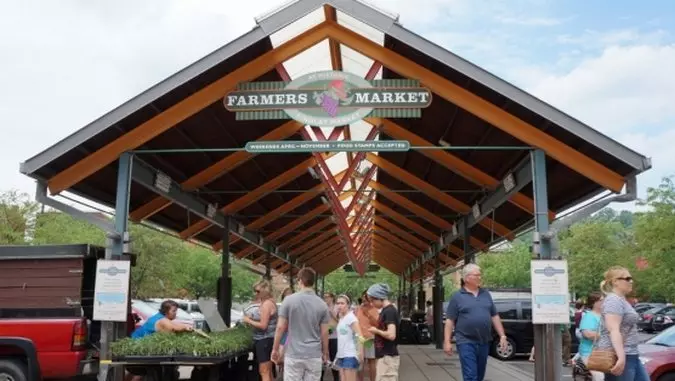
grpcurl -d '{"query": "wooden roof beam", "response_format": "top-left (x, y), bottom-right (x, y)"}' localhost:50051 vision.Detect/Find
top-left (180, 155), bottom-right (330, 240)
top-left (278, 218), bottom-right (333, 251)
top-left (219, 170), bottom-right (347, 251)
top-left (365, 153), bottom-right (512, 239)
top-left (367, 118), bottom-right (555, 221)
top-left (325, 21), bottom-right (626, 193)
top-left (48, 21), bottom-right (332, 195)
top-left (234, 191), bottom-right (353, 259)
top-left (369, 181), bottom-right (488, 250)
top-left (129, 120), bottom-right (304, 221)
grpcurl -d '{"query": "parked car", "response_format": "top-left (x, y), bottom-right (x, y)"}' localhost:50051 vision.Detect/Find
top-left (639, 325), bottom-right (675, 380)
top-left (653, 306), bottom-right (675, 333)
top-left (640, 306), bottom-right (670, 333)
top-left (490, 298), bottom-right (579, 361)
top-left (131, 300), bottom-right (202, 330)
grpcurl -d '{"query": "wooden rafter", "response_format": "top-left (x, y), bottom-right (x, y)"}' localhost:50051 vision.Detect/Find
top-left (365, 153), bottom-right (512, 239)
top-left (129, 120), bottom-right (304, 221)
top-left (221, 170), bottom-right (346, 251)
top-left (369, 181), bottom-right (488, 250)
top-left (48, 22), bottom-right (333, 195)
top-left (297, 236), bottom-right (342, 262)
top-left (234, 191), bottom-right (353, 259)
top-left (179, 155), bottom-right (331, 240)
top-left (324, 21), bottom-right (626, 193)
top-left (278, 218), bottom-right (333, 251)
top-left (374, 218), bottom-right (428, 251)
top-left (367, 118), bottom-right (556, 221)
top-left (373, 228), bottom-right (421, 257)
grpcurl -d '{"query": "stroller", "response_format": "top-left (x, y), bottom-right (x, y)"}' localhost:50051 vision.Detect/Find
top-left (572, 358), bottom-right (593, 381)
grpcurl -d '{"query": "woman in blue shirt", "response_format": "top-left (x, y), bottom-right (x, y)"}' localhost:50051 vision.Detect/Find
top-left (578, 292), bottom-right (604, 381)
top-left (127, 300), bottom-right (193, 381)
top-left (131, 300), bottom-right (193, 339)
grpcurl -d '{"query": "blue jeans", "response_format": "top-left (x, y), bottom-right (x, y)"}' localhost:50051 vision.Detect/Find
top-left (457, 342), bottom-right (491, 381)
top-left (605, 354), bottom-right (649, 381)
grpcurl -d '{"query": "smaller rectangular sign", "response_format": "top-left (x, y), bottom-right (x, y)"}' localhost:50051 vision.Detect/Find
top-left (245, 140), bottom-right (410, 153)
top-left (531, 260), bottom-right (570, 324)
top-left (93, 260), bottom-right (131, 322)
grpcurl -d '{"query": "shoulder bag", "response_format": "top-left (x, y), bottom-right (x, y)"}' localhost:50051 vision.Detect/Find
top-left (585, 315), bottom-right (617, 373)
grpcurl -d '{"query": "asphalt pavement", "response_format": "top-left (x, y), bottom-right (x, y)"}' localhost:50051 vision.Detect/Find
top-left (506, 332), bottom-right (656, 378)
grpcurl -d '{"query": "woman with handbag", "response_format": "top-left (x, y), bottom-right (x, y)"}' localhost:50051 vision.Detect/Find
top-left (591, 266), bottom-right (648, 381)
top-left (577, 292), bottom-right (604, 380)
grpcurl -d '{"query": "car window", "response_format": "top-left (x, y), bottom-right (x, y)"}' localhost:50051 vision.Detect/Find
top-left (647, 326), bottom-right (675, 347)
top-left (495, 302), bottom-right (518, 320)
top-left (522, 302), bottom-right (532, 321)
top-left (644, 307), bottom-right (665, 315)
top-left (189, 304), bottom-right (200, 313)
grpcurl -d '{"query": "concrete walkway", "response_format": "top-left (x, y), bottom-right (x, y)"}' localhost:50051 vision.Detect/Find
top-left (323, 345), bottom-right (534, 381)
top-left (396, 345), bottom-right (534, 381)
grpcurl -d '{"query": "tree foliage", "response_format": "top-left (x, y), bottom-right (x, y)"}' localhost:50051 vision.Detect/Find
top-left (472, 177), bottom-right (675, 302)
top-left (323, 268), bottom-right (399, 298)
top-left (4, 176), bottom-right (675, 304)
top-left (0, 191), bottom-right (258, 302)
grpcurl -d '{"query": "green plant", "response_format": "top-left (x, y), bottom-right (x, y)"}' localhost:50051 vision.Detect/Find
top-left (111, 326), bottom-right (253, 358)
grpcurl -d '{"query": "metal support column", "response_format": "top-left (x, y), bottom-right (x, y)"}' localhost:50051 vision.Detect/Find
top-left (397, 276), bottom-right (402, 310)
top-left (315, 274), bottom-right (320, 293)
top-left (100, 152), bottom-right (133, 381)
top-left (265, 253), bottom-right (272, 280)
top-left (402, 275), bottom-right (407, 316)
top-left (531, 149), bottom-right (561, 381)
top-left (289, 269), bottom-right (295, 292)
top-left (218, 217), bottom-right (232, 327)
top-left (418, 266), bottom-right (425, 311)
top-left (463, 215), bottom-right (473, 264)
top-left (433, 254), bottom-right (443, 349)
top-left (408, 283), bottom-right (415, 315)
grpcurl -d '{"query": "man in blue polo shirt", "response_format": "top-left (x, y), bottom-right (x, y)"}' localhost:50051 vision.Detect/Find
top-left (443, 264), bottom-right (508, 381)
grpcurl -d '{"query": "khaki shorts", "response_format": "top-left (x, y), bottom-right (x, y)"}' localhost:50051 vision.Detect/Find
top-left (375, 355), bottom-right (400, 381)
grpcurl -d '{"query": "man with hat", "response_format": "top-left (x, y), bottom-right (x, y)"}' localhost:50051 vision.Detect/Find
top-left (366, 283), bottom-right (400, 381)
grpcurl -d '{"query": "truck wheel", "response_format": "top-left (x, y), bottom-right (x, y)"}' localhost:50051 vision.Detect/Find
top-left (0, 359), bottom-right (28, 381)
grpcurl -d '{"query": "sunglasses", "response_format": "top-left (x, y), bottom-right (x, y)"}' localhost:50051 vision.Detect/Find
top-left (616, 277), bottom-right (633, 282)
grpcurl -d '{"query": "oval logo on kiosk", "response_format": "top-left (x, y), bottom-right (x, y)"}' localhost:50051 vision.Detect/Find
top-left (224, 70), bottom-right (432, 127)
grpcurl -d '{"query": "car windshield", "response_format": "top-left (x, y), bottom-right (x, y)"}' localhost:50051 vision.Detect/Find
top-left (646, 326), bottom-right (675, 347)
top-left (644, 307), bottom-right (665, 314)
top-left (132, 300), bottom-right (160, 317)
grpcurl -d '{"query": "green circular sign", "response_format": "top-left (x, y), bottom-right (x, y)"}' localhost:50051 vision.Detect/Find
top-left (284, 71), bottom-right (374, 128)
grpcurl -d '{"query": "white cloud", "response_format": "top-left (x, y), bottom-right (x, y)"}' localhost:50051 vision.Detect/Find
top-left (525, 44), bottom-right (675, 135)
top-left (495, 15), bottom-right (565, 26)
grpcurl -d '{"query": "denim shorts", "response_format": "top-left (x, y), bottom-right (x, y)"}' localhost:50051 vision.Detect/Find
top-left (336, 357), bottom-right (360, 370)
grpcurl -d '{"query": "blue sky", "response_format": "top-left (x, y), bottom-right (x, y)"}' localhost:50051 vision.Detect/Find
top-left (1, 0), bottom-right (674, 211)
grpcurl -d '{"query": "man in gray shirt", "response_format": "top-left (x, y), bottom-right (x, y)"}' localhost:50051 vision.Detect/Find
top-left (272, 268), bottom-right (330, 381)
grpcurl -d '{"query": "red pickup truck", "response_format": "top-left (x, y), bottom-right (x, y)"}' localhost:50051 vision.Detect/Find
top-left (0, 244), bottom-right (133, 380)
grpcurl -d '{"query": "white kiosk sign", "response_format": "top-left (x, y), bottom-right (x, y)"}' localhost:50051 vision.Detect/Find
top-left (93, 260), bottom-right (131, 322)
top-left (530, 260), bottom-right (570, 324)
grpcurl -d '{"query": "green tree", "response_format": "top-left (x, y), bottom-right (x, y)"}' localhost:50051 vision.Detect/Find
top-left (32, 211), bottom-right (105, 245)
top-left (561, 219), bottom-right (631, 297)
top-left (323, 267), bottom-right (399, 298)
top-left (0, 190), bottom-right (39, 244)
top-left (478, 242), bottom-right (532, 288)
top-left (631, 177), bottom-right (675, 301)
